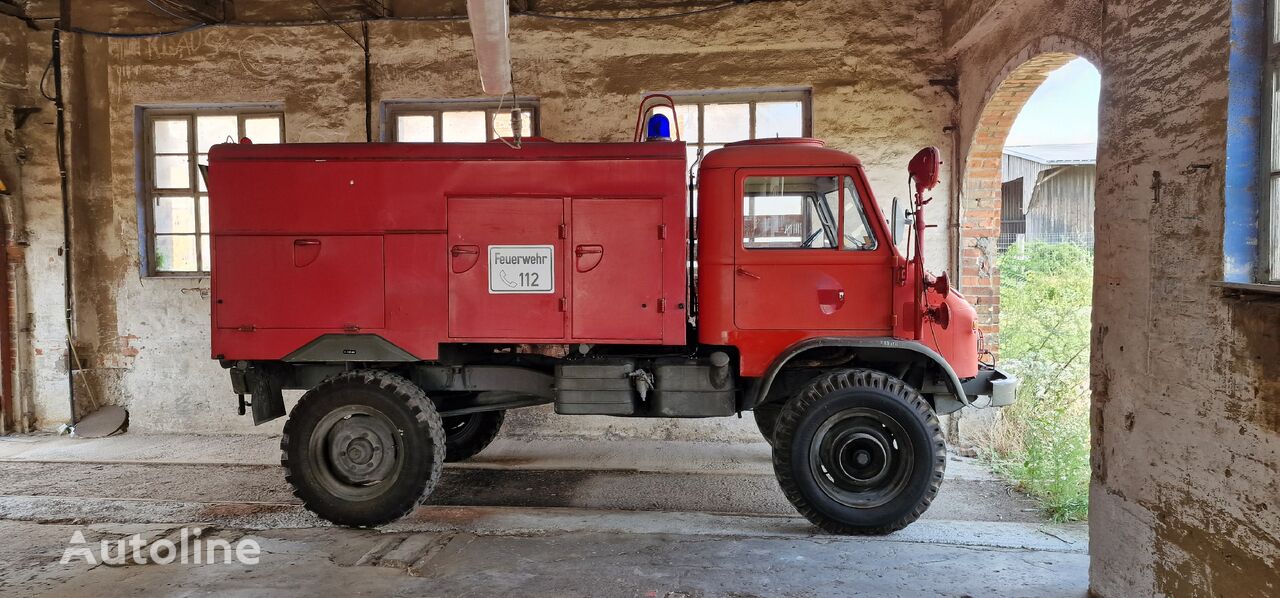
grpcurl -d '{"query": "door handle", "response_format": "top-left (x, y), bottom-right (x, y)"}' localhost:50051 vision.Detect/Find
top-left (736, 267), bottom-right (761, 280)
top-left (575, 244), bottom-right (604, 272)
top-left (293, 238), bottom-right (321, 267)
top-left (450, 244), bottom-right (481, 273)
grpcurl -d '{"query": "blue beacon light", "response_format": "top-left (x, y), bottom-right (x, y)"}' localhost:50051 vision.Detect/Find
top-left (646, 113), bottom-right (672, 141)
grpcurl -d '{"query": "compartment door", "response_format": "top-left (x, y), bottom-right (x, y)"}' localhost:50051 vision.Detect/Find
top-left (448, 197), bottom-right (565, 339)
top-left (215, 235), bottom-right (385, 330)
top-left (571, 198), bottom-right (664, 340)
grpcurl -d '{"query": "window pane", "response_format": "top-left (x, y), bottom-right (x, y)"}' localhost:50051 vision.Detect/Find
top-left (155, 196), bottom-right (196, 233)
top-left (199, 196), bottom-right (209, 233)
top-left (841, 177), bottom-right (878, 251)
top-left (743, 175), bottom-right (839, 249)
top-left (396, 114), bottom-right (436, 142)
top-left (196, 115), bottom-right (238, 153)
top-left (197, 154), bottom-right (208, 192)
top-left (652, 105), bottom-right (696, 142)
top-left (492, 110), bottom-right (533, 138)
top-left (153, 119), bottom-right (188, 154)
top-left (244, 116), bottom-right (282, 144)
top-left (442, 110), bottom-right (487, 142)
top-left (756, 101), bottom-right (804, 138)
top-left (154, 155), bottom-right (191, 189)
top-left (703, 103), bottom-right (750, 143)
top-left (1271, 176), bottom-right (1280, 279)
top-left (200, 234), bottom-right (211, 271)
top-left (155, 234), bottom-right (199, 272)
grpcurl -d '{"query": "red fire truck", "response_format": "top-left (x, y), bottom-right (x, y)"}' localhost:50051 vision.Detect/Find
top-left (206, 98), bottom-right (1013, 534)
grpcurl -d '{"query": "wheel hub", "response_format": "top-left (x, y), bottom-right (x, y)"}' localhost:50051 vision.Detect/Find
top-left (326, 415), bottom-right (397, 485)
top-left (809, 407), bottom-right (915, 509)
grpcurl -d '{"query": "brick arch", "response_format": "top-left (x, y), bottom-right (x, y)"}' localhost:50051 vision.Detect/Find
top-left (960, 36), bottom-right (1099, 347)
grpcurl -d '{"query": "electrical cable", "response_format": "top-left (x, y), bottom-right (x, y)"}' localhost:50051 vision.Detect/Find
top-left (520, 2), bottom-right (743, 23)
top-left (143, 0), bottom-right (203, 23)
top-left (55, 0), bottom-right (773, 38)
top-left (310, 0), bottom-right (366, 50)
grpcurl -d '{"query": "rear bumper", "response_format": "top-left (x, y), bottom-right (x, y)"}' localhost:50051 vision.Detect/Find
top-left (961, 366), bottom-right (1018, 407)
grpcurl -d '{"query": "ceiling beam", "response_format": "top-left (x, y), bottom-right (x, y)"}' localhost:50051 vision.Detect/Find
top-left (0, 0), bottom-right (25, 19)
top-left (157, 0), bottom-right (228, 23)
top-left (351, 0), bottom-right (390, 18)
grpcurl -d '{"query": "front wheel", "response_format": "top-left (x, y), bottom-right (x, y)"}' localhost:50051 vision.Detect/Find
top-left (772, 369), bottom-right (945, 535)
top-left (281, 370), bottom-right (445, 527)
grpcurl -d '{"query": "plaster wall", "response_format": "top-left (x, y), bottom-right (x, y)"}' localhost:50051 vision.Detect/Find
top-left (1089, 2), bottom-right (1278, 594)
top-left (944, 0), bottom-right (1278, 594)
top-left (19, 0), bottom-right (956, 439)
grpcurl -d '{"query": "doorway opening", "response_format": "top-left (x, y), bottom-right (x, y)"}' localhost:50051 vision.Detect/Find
top-left (961, 51), bottom-right (1101, 523)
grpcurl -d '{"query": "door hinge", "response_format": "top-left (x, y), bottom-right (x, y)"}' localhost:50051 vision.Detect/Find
top-left (559, 297), bottom-right (567, 312)
top-left (658, 224), bottom-right (667, 240)
top-left (658, 298), bottom-right (667, 313)
top-left (559, 223), bottom-right (567, 239)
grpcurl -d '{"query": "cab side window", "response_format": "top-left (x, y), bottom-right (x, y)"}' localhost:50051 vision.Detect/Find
top-left (841, 176), bottom-right (878, 251)
top-left (742, 175), bottom-right (840, 249)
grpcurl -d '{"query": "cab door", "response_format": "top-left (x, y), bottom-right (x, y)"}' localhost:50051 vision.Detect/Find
top-left (733, 171), bottom-right (894, 332)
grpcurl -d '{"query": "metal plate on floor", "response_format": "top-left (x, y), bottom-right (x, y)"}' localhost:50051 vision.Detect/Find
top-left (72, 405), bottom-right (129, 438)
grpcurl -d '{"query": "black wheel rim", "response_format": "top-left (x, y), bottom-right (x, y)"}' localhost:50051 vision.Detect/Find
top-left (808, 407), bottom-right (914, 509)
top-left (442, 413), bottom-right (482, 441)
top-left (307, 404), bottom-right (403, 501)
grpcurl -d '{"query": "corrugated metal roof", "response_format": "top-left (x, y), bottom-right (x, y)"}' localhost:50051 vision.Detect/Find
top-left (1003, 143), bottom-right (1097, 165)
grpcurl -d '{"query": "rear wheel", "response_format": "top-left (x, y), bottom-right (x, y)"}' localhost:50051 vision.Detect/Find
top-left (773, 368), bottom-right (945, 535)
top-left (753, 402), bottom-right (782, 447)
top-left (442, 410), bottom-right (505, 462)
top-left (281, 370), bottom-right (445, 528)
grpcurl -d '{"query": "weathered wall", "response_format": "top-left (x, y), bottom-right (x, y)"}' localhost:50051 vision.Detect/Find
top-left (19, 0), bottom-right (956, 437)
top-left (946, 0), bottom-right (1279, 595)
top-left (1089, 2), bottom-right (1279, 595)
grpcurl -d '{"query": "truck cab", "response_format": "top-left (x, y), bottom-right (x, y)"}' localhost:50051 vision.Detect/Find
top-left (207, 101), bottom-right (1012, 535)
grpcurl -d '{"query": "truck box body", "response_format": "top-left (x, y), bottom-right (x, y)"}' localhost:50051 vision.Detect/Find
top-left (207, 141), bottom-right (689, 361)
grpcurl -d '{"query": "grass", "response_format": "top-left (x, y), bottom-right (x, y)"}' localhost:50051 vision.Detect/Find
top-left (979, 242), bottom-right (1093, 523)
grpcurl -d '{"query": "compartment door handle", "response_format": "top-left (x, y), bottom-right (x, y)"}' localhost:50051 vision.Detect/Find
top-left (451, 244), bottom-right (481, 273)
top-left (575, 244), bottom-right (604, 272)
top-left (293, 238), bottom-right (321, 267)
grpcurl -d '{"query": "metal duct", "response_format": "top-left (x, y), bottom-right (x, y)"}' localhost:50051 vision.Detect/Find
top-left (465, 0), bottom-right (513, 95)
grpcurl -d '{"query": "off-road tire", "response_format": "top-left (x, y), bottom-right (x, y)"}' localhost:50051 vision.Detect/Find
top-left (773, 368), bottom-right (945, 535)
top-left (753, 402), bottom-right (783, 447)
top-left (281, 369), bottom-right (445, 528)
top-left (443, 410), bottom-right (505, 462)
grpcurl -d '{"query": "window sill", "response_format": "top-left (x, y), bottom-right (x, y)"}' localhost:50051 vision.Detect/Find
top-left (1212, 281), bottom-right (1280, 298)
top-left (144, 273), bottom-right (209, 280)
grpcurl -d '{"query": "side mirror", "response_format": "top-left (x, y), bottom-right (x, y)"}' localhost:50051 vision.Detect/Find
top-left (889, 197), bottom-right (909, 249)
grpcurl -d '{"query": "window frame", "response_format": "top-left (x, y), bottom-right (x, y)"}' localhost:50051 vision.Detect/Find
top-left (737, 169), bottom-right (886, 254)
top-left (383, 98), bottom-right (540, 142)
top-left (662, 88), bottom-right (812, 163)
top-left (139, 106), bottom-right (284, 277)
top-left (1264, 0), bottom-right (1280, 282)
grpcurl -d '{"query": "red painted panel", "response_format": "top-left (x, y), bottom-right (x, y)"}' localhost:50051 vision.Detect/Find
top-left (448, 197), bottom-right (565, 339)
top-left (571, 198), bottom-right (664, 340)
top-left (383, 234), bottom-right (448, 359)
top-left (214, 235), bottom-right (385, 330)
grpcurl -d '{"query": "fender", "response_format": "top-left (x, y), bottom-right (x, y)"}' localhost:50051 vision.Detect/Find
top-left (749, 337), bottom-right (970, 413)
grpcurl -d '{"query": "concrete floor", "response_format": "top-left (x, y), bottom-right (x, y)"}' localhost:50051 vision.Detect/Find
top-left (0, 433), bottom-right (1088, 597)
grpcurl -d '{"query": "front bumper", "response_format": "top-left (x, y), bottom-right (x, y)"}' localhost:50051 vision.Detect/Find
top-left (961, 366), bottom-right (1018, 407)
